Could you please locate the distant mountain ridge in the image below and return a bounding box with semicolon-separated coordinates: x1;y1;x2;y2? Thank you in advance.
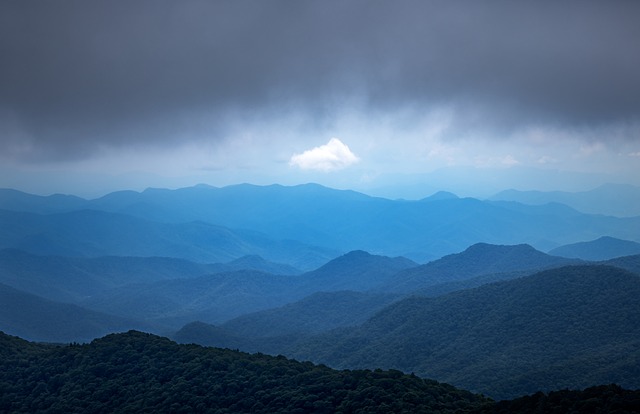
550;236;640;261
490;183;640;217
2;183;639;261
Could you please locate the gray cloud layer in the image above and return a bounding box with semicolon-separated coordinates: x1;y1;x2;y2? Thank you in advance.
1;1;639;161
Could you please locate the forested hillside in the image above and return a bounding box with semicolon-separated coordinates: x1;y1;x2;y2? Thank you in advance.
290;265;640;399
3;331;639;413
0;330;489;413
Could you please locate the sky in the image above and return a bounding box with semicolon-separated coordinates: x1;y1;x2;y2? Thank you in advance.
1;1;639;199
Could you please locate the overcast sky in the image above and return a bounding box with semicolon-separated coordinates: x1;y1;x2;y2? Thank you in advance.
1;1;639;198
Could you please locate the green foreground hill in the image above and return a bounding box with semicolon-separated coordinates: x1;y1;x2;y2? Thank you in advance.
2;330;639;413
0;330;488;413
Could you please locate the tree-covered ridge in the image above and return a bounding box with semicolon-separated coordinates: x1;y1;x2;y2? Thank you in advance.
290;265;640;399
0;330;489;413
3;331;640;413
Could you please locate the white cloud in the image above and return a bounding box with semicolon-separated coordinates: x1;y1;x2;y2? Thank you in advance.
289;138;360;172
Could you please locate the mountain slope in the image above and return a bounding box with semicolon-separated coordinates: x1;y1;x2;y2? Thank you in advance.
603;254;640;275
300;250;418;292
80;270;307;327
550;236;640;261
290;265;640;399
0;283;151;343
380;243;577;293
172;290;402;354
79;250;418;328
221;291;401;338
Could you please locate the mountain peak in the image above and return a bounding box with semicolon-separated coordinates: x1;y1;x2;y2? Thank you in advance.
550;236;640;261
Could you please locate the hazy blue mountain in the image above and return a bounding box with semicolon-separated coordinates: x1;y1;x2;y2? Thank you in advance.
300;250;418;292
490;183;640;217
173;291;401;354
0;249;217;303
0;282;152;343
290;265;640;399
420;190;459;201
3;184;640;261
603;254;640;275
0;208;337;270
213;254;302;275
549;236;640;261
0;249;302;307
0;188;87;214
80;270;307;327
380;243;576;293
79;251;417;328
222;291;400;337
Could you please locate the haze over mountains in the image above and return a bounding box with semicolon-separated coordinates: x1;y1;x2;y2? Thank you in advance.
1;183;639;262
1;183;639;401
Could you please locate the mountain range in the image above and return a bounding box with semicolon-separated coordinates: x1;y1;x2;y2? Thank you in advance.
2;183;639;262
490;183;640;217
1;183;640;403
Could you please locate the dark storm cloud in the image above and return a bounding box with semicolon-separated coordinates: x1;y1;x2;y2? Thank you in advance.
1;0;639;161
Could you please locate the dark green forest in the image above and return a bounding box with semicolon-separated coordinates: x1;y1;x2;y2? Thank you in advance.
2;331;640;413
0;330;488;413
